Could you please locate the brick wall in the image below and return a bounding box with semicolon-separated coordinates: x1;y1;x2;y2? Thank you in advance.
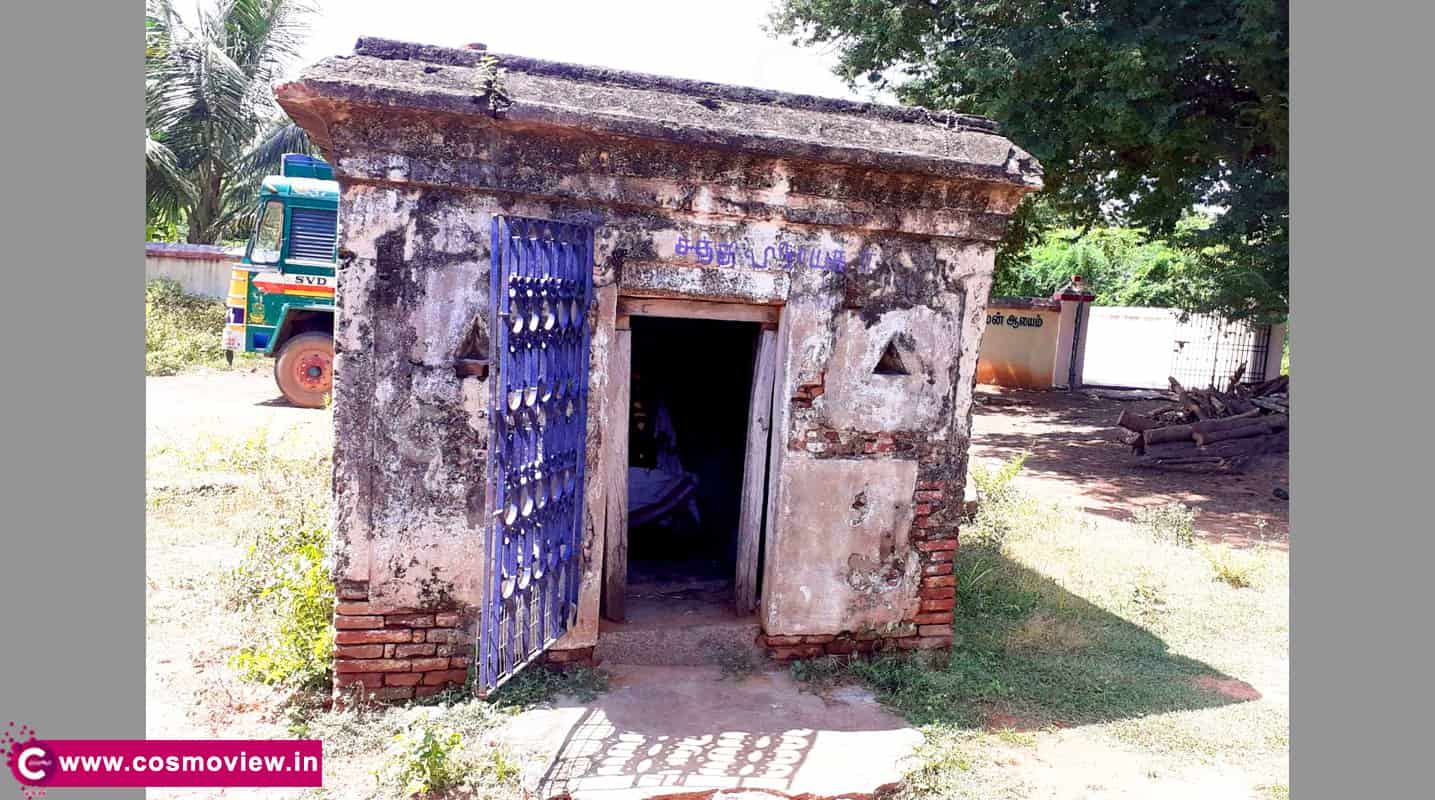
905;448;961;648
331;580;474;702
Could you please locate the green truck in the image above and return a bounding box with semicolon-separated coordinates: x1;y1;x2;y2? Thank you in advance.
222;154;338;408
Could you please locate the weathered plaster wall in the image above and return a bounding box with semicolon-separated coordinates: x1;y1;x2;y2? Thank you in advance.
765;457;922;632
760;239;995;640
321;110;1015;601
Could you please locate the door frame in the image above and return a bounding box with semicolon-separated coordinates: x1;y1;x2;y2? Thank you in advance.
600;295;783;621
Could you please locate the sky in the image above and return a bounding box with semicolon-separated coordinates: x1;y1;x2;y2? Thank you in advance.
284;0;887;102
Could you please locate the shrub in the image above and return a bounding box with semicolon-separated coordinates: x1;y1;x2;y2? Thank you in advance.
145;279;228;375
1128;576;1167;618
963;452;1032;549
228;522;335;692
376;719;466;797
1131;502;1198;548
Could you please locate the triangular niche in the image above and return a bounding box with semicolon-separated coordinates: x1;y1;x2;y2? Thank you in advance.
872;337;911;376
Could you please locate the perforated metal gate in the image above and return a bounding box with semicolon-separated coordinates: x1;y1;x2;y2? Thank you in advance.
479;216;594;694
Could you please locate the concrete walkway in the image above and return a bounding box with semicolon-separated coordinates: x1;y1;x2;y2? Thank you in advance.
501;664;921;800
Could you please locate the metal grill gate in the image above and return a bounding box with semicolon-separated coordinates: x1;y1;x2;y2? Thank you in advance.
479;216;594;694
1169;316;1271;389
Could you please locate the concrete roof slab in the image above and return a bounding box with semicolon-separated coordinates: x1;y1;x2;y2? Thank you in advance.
277;37;1043;191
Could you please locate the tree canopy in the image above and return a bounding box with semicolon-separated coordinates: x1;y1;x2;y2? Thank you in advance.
771;0;1288;321
993;209;1218;308
145;0;316;244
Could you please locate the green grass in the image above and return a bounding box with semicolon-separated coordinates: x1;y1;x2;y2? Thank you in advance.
789;455;1289;798
145;278;266;375
485;665;610;710
297;698;523;800
149;417;599;797
149;414;337;698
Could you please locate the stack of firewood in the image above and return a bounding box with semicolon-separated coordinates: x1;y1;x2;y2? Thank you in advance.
1116;365;1289;473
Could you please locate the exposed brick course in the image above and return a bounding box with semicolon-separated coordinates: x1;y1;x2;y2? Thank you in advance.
335;644;385;659
335;629;413;645
335;615;384;629
330;581;474;703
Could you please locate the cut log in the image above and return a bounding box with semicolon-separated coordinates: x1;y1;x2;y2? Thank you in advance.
1168;377;1209;420
1139;458;1250;474
1251;374;1289;397
1136;430;1287;472
1144;435;1277;460
1117;410;1161;433
1225;395;1258;415
1144;425;1197;446
1207;390;1231;417
1193;421;1273;446
1250;397;1288;413
1141;409;1263;447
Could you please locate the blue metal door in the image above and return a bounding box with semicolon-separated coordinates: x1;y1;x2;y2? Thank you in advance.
479;216;594;694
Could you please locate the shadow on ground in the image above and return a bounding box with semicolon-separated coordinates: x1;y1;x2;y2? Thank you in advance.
971;387;1289;547
515;547;1261;799
834;546;1262;733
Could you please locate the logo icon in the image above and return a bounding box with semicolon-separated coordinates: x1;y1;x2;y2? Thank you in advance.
4;723;51;799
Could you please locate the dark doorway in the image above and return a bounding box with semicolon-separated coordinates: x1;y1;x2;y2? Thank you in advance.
625;316;759;610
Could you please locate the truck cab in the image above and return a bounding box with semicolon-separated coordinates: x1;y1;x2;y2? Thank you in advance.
222;154;338;408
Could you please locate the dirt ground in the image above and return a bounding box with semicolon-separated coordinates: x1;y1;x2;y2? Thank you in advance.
146;368;326;798
145;367;324;448
146;371;1287;799
970;384;1290;548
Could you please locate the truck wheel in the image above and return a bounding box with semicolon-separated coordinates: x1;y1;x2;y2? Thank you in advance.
274;332;333;409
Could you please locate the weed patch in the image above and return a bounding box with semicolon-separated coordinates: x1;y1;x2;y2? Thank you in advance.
375;719;468;797
894;727;974;799
154;421;337;695
146;279;265;375
1205;519;1277;589
485;665;609;710
1204;544;1270;589
1260;782;1290;800
717;649;761;681
1132;502;1198;547
964;452;1046;549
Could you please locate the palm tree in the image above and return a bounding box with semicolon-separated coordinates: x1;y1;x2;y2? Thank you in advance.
145;0;315;244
